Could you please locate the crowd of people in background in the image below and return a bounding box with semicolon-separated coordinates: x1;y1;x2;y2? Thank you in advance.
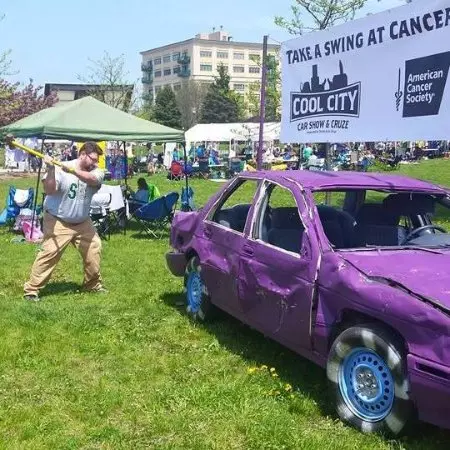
3;138;449;177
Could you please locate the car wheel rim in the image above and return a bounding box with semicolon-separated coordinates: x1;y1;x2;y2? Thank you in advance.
187;271;202;313
338;347;395;422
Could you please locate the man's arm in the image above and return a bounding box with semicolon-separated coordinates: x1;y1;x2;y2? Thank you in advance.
42;157;58;195
65;166;102;187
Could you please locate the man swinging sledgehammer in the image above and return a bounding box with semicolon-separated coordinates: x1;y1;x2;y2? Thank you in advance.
5;136;107;301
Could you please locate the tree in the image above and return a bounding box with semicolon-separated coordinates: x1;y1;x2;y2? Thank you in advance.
175;80;208;130
78;52;135;111
246;54;281;122
153;86;182;129
200;65;243;123
0;79;58;127
275;0;367;34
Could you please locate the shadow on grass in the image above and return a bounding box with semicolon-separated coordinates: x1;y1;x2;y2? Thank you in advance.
41;281;80;297
160;291;450;448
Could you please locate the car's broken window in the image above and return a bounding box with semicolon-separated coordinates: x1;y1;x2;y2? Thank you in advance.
210;179;259;233
312;189;450;249
253;183;305;254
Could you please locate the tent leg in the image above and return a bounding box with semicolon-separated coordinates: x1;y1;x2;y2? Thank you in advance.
123;141;127;235
181;141;190;212
30;139;45;241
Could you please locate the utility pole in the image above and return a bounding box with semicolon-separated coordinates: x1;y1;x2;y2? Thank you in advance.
257;35;268;171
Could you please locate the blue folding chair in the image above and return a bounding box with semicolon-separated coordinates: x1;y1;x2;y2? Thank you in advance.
133;192;179;238
0;186;35;228
181;186;195;211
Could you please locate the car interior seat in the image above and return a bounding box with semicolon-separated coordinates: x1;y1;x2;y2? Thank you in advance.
317;205;356;248
267;207;304;253
354;203;406;246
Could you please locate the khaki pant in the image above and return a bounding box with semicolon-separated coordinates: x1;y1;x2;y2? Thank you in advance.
24;213;102;296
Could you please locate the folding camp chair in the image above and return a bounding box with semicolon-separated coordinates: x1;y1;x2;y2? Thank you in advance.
94;184;126;234
181;186;195;211
197;158;210;179
133;192;179;238
90;192;112;240
167;161;184;181
0;186;35;229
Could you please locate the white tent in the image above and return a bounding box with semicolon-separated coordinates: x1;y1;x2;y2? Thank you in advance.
185;122;280;148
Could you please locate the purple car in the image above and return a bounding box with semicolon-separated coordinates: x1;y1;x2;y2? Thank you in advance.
166;170;450;435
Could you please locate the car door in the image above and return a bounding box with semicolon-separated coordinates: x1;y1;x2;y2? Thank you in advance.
198;177;262;317
237;179;320;352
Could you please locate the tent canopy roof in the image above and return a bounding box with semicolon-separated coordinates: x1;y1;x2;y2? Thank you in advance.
185;122;280;145
1;96;184;142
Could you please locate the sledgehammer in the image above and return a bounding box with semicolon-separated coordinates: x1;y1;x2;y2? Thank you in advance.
4;134;75;173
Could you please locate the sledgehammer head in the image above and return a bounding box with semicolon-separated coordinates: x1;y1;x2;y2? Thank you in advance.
4;134;15;147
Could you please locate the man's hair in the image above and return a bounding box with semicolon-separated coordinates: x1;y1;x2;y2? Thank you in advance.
79;142;103;156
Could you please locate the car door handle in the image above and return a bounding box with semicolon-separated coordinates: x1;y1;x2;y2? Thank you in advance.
242;245;254;256
204;227;212;238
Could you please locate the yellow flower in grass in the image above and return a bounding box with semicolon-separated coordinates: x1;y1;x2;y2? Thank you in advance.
260;365;268;370
247;367;257;374
284;384;292;392
271;372;279;378
269;367;276;373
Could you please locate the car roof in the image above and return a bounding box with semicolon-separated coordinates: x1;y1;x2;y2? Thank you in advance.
240;170;448;194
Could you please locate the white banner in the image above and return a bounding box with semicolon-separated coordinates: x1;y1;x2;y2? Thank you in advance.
280;0;450;142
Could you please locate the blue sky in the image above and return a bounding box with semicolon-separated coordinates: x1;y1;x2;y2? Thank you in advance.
1;0;403;87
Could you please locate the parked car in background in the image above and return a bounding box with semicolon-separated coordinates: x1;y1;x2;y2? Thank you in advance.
166;170;450;435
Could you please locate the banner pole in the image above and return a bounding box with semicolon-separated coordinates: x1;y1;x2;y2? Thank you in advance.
257;35;268;171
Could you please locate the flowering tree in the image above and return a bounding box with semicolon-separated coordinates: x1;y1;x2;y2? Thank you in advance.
0;79;58;127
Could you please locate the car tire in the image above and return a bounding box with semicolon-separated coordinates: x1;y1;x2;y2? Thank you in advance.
184;256;217;322
327;324;414;436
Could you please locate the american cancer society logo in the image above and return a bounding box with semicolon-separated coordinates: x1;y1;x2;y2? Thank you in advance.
395;51;450;118
290;61;361;122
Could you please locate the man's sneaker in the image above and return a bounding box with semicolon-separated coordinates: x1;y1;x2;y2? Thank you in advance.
24;294;40;302
86;286;108;294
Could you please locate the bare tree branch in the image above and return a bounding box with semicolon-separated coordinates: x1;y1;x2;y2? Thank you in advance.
77;51;136;111
275;0;368;34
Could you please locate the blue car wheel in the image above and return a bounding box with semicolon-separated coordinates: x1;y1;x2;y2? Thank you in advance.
327;324;414;436
184;256;216;322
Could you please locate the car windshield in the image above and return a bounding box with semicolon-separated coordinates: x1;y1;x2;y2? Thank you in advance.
312;189;450;250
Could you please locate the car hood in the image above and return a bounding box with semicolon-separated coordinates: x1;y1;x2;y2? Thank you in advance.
340;250;450;312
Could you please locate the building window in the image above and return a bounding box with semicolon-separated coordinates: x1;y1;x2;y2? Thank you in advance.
200;64;213;72
173;84;181;91
172;52;181;61
163;55;171;63
173;66;181;74
154;57;161;65
154;70;162;78
233;52;245;60
249;66;260;74
217;65;228;72
233;65;245;73
164;68;171;76
249;53;261;62
200;50;212;58
233;83;245;92
217;51;228;59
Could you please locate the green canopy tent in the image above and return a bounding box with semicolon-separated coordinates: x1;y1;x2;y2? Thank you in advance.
0;96;184;142
1;97;191;237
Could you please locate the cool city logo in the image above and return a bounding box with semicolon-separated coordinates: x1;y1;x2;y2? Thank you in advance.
395;51;450;117
290;61;361;122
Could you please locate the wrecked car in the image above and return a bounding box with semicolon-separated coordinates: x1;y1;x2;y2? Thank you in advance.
166;170;450;435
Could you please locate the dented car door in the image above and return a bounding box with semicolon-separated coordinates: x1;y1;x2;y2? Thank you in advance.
237;179;320;352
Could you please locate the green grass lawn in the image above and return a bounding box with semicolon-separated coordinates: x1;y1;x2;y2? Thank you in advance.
0;161;450;449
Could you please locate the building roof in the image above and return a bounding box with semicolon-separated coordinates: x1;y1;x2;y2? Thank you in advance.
243;170;449;193
44;83;134;96
140;38;279;55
